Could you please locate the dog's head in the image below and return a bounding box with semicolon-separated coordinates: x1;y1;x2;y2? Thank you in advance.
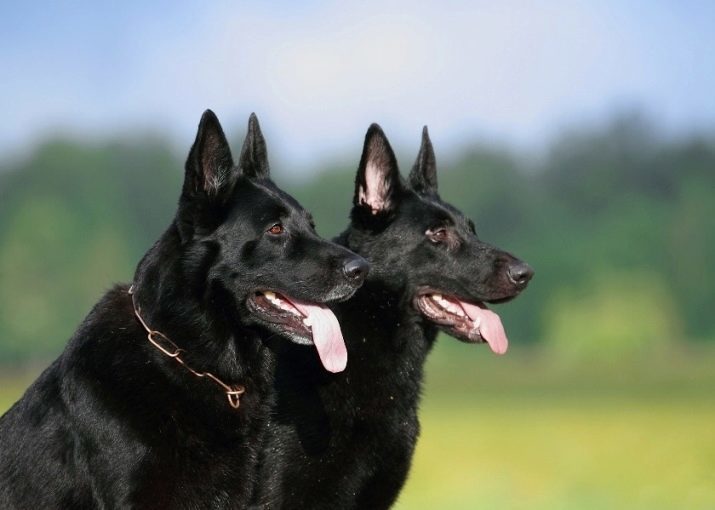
175;110;368;372
347;124;533;354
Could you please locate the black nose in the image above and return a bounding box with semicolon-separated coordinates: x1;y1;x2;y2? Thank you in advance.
507;261;534;286
342;256;369;284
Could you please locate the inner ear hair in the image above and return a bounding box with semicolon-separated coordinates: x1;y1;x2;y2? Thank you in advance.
359;160;394;214
201;137;232;195
355;124;400;215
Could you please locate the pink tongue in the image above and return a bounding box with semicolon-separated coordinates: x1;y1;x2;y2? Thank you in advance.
285;298;348;373
458;301;509;355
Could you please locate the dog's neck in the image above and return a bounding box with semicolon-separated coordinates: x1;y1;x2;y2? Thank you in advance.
336;228;437;353
130;223;267;395
133;226;215;342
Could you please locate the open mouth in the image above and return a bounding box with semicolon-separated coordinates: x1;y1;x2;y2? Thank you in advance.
247;290;348;373
414;291;509;355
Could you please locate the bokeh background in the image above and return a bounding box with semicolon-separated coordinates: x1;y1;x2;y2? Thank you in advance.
1;1;714;508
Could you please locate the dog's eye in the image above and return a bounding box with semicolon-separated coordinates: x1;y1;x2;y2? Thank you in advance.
427;228;448;243
267;223;284;235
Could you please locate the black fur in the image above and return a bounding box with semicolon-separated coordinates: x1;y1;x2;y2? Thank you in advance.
0;111;366;509
253;125;533;509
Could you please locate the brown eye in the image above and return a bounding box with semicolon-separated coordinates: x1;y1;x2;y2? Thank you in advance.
427;228;447;243
268;223;284;235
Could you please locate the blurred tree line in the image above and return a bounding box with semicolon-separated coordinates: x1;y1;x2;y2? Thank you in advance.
0;112;713;365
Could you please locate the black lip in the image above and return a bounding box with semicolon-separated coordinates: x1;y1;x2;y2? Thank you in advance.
325;283;361;304
486;293;520;305
415;284;521;305
413;286;483;309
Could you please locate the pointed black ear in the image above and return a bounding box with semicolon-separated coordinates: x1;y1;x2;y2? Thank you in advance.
184;109;234;198
238;113;270;179
353;124;402;215
409;125;438;195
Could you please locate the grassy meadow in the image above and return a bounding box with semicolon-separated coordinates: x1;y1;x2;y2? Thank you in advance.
398;343;715;509
2;343;713;509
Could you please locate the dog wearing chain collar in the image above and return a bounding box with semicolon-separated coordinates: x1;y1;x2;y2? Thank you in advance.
0;110;367;509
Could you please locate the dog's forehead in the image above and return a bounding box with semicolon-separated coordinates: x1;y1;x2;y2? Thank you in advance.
229;178;309;226
439;200;472;227
252;179;310;219
406;193;469;228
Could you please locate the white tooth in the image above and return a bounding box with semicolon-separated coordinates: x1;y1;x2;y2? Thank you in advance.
264;291;276;300
303;317;312;327
432;294;443;301
471;317;481;331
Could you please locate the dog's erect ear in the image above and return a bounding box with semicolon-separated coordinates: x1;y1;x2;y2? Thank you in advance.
184;109;235;199
354;124;401;215
238;113;270;179
409;126;438;196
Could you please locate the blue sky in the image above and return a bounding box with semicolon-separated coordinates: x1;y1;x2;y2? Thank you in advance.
1;0;714;171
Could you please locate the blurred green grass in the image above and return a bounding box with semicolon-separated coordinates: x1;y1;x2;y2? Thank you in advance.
398;343;715;510
2;344;714;509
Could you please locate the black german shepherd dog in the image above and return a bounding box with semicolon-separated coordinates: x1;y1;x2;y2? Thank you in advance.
0;111;368;509
253;125;533;509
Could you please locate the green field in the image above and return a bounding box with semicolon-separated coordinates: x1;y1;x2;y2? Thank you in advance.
2;347;714;509
397;346;715;510
399;393;715;509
